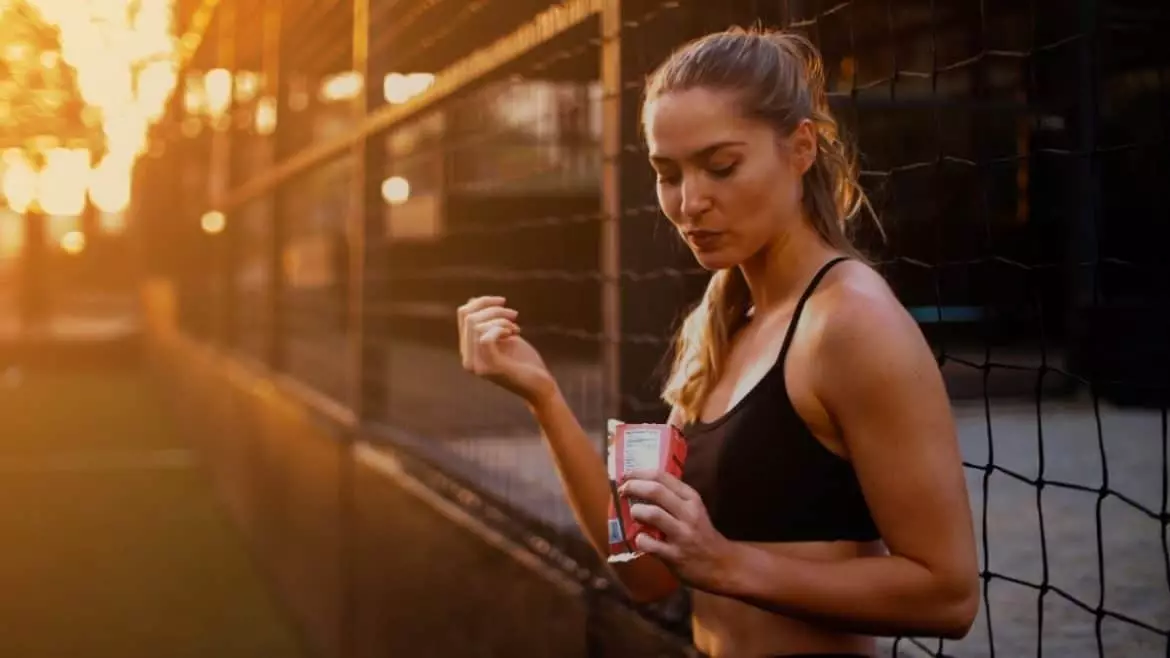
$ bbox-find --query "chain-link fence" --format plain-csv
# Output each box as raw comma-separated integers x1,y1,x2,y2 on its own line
140,0,1169,656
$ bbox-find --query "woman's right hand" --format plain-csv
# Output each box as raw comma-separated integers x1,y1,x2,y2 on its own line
457,296,556,405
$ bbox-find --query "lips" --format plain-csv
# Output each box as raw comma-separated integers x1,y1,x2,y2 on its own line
684,229,723,250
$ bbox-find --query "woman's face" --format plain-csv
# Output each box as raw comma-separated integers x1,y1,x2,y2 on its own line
643,86,816,271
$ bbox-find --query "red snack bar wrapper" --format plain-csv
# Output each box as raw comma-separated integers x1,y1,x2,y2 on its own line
605,420,688,564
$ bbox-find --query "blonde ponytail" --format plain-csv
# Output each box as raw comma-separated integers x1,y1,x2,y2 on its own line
661,267,751,425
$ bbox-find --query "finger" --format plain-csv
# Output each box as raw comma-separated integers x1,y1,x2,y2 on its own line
628,502,687,538
476,320,520,349
619,479,688,518
476,318,521,337
478,324,516,345
458,296,507,324
466,306,519,328
466,308,519,359
624,468,696,503
458,305,483,369
460,300,512,368
633,532,682,563
457,296,502,332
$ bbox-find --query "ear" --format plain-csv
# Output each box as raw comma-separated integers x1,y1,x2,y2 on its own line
788,119,818,176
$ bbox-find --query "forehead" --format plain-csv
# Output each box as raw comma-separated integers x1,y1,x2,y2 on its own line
643,87,763,158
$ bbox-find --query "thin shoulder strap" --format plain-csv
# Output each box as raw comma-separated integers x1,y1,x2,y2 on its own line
777,256,850,361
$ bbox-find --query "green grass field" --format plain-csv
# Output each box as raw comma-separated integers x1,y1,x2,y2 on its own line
0,368,307,658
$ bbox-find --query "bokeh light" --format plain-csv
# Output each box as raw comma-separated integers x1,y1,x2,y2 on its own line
200,210,225,235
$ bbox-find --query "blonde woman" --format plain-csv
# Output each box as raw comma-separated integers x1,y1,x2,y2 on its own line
458,27,979,658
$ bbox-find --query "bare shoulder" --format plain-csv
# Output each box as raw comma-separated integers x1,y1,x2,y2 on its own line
815,260,920,342
810,260,944,402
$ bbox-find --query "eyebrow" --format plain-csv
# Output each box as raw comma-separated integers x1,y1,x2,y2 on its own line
648,140,746,165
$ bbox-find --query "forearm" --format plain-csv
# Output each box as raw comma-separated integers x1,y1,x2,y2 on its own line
712,544,977,639
527,385,613,553
528,387,679,601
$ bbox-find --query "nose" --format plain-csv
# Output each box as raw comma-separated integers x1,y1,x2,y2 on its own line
680,174,712,220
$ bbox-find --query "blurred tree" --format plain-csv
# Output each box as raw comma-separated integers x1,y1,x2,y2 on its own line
0,0,104,160
0,0,102,332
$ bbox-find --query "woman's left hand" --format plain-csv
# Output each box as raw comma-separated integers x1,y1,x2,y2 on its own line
619,469,737,591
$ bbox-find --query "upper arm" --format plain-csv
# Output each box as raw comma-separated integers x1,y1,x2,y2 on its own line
814,283,978,598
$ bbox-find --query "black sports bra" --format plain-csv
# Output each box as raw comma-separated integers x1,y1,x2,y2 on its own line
679,257,881,543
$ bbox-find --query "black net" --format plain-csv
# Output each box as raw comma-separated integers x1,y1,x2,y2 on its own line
221,2,273,363
276,155,354,406
355,0,1170,654
230,195,272,362
364,3,607,535
170,12,222,342
616,1,1170,656
262,0,358,405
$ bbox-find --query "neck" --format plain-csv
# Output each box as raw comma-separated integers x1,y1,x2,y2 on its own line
739,220,841,315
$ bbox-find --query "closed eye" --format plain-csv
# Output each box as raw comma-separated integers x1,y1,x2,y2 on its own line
709,163,737,179
652,161,737,185
655,170,681,185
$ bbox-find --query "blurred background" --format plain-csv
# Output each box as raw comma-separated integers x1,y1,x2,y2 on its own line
0,1,1166,657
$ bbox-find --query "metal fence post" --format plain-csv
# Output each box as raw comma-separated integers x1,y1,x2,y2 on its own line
600,0,624,430
596,3,624,655
349,0,370,421
342,1,387,654
1064,0,1101,387
349,0,388,426
264,0,286,372
214,0,237,350
198,1,232,348
17,207,48,335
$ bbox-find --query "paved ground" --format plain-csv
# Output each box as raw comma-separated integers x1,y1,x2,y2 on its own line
378,342,1170,658
0,368,306,658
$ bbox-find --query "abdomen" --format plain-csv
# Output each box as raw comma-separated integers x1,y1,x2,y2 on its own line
689,539,883,657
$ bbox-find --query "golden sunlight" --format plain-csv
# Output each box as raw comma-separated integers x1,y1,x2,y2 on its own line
5,0,180,217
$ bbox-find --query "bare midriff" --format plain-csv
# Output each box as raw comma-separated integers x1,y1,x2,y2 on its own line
689,539,886,657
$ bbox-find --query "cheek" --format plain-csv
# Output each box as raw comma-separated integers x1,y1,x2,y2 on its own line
722,170,785,228
656,185,682,222
744,168,801,223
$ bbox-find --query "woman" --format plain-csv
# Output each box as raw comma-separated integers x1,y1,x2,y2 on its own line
457,27,979,658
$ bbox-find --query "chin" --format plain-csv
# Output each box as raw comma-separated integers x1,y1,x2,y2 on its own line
692,249,741,272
